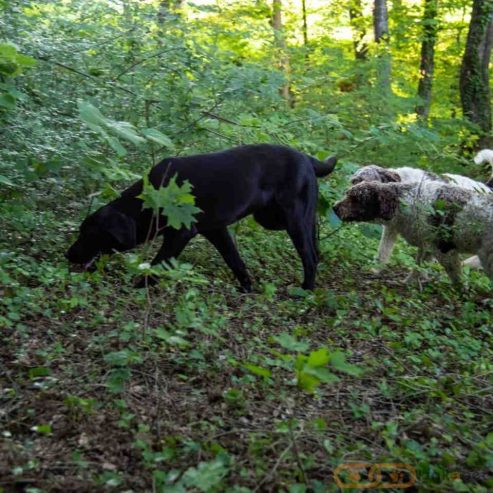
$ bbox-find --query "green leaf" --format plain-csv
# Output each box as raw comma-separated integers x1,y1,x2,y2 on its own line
138,174,201,230
287,286,309,298
358,223,382,239
182,458,229,491
273,333,310,352
0,93,16,109
296,370,319,392
106,368,131,393
28,367,51,379
31,424,52,434
330,350,364,377
302,366,340,384
142,128,175,148
78,100,145,153
307,348,330,367
0,43,35,77
104,350,141,367
0,174,15,187
107,136,127,157
244,363,271,378
107,120,146,145
289,484,307,493
78,100,107,127
323,439,334,454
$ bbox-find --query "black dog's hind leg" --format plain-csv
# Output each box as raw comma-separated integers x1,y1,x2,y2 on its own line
285,205,318,290
134,227,196,288
202,228,252,292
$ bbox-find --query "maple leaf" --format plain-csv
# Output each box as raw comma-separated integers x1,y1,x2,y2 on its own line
138,173,201,230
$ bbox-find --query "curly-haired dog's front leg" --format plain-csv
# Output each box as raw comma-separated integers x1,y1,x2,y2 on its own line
404,247,434,288
374,225,398,272
435,250,463,288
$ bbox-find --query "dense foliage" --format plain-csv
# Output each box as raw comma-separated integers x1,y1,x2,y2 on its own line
1,1,492,491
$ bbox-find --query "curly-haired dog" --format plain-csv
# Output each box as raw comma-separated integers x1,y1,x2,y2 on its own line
334,181,493,287
350,164,491,269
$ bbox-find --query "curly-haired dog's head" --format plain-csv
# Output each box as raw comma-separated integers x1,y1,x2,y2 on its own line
350,165,401,185
333,182,400,222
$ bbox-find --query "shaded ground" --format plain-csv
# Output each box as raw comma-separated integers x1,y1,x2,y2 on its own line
1,217,493,492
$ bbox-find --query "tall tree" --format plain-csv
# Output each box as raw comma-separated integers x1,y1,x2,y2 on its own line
349,0,368,60
373,0,389,42
272,0,293,106
301,0,308,46
460,0,493,146
416,0,439,120
373,0,391,94
157,0,184,23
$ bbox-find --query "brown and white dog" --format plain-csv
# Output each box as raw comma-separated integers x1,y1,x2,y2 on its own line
350,164,491,270
334,180,493,287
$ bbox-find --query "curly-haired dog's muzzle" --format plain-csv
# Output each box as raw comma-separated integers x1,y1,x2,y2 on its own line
333,200,354,221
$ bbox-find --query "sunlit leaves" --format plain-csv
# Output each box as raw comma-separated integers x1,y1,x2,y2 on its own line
295,347,364,393
0,43,35,112
0,43,36,78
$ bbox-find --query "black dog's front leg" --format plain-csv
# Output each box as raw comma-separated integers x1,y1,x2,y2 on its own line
202,228,252,292
134,228,196,288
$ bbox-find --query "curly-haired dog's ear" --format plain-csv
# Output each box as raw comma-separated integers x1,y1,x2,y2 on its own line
377,186,399,220
380,169,401,183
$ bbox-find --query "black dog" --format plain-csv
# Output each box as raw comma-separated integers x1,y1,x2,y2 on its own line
66,144,337,291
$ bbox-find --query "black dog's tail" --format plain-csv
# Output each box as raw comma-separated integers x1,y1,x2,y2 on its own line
312,155,337,177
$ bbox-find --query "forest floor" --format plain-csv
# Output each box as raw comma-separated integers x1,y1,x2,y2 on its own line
1,208,493,492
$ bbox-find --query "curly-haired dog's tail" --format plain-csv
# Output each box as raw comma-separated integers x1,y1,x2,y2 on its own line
474,149,493,188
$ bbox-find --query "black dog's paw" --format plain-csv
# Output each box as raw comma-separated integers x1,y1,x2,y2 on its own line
239,283,253,294
134,275,159,289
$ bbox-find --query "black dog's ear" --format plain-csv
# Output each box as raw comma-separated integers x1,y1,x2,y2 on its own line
104,210,137,249
380,169,401,183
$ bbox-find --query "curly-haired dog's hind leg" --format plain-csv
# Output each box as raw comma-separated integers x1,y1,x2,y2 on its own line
478,238,493,281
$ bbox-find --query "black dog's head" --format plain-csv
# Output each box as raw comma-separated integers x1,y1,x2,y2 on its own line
65,206,137,269
333,182,400,223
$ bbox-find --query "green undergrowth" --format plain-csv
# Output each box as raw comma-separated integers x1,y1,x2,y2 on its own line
1,189,492,493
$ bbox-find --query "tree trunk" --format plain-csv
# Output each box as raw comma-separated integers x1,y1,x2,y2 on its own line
460,0,493,143
349,0,368,60
374,0,389,42
301,0,308,46
272,0,293,106
373,0,391,95
157,0,184,23
416,0,439,120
